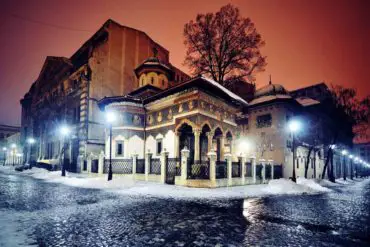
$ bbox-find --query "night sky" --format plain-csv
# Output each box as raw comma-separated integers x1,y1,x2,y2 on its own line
0,0,369,126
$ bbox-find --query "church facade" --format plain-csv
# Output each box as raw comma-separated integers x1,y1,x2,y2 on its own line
20,20,356,187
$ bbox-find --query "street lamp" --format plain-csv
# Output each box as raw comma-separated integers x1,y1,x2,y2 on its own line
27,137,36,167
341,150,347,180
10,144,16,166
288,119,302,183
59,125,70,177
2,147,7,166
106,111,116,181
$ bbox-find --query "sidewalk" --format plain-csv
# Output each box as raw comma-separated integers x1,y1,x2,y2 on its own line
1,166,367,200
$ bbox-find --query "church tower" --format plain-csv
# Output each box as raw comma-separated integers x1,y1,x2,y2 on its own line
134,47,173,90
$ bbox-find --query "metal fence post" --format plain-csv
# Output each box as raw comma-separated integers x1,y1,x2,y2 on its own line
145,152,152,181
132,153,138,175
225,153,232,186
269,159,274,180
241,155,246,184
161,149,169,183
208,151,217,182
181,147,189,181
98,151,104,175
251,156,256,184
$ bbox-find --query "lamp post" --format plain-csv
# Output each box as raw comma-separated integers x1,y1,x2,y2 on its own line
59,125,70,177
288,119,302,183
106,111,116,181
341,150,348,180
2,147,7,166
349,154,354,180
11,144,16,166
27,137,35,167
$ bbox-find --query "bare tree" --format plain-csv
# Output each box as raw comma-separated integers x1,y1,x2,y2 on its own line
184,4,266,87
321,85,370,182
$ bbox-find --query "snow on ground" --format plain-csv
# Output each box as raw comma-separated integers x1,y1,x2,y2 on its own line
0,166,366,200
297,177,332,192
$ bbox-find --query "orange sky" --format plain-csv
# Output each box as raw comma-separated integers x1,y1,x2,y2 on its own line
0,0,369,125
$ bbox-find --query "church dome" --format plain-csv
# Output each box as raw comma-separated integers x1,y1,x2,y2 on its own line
254,83,289,98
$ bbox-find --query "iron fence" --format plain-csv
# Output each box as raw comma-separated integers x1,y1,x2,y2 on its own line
245,162,252,177
104,158,133,174
274,164,283,179
150,158,161,175
256,164,263,180
265,164,272,179
91,159,98,173
136,159,145,174
216,160,228,179
232,161,241,177
188,160,210,179
166,158,180,184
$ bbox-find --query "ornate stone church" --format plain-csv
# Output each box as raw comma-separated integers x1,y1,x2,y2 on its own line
21,19,350,187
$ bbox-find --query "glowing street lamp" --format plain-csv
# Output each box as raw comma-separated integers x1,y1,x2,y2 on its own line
341,150,348,180
10,144,16,166
106,111,116,181
26,137,36,167
287,119,302,183
59,125,70,177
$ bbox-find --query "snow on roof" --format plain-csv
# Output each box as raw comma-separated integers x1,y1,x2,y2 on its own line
249,94,291,106
254,84,289,98
201,76,248,105
295,97,320,107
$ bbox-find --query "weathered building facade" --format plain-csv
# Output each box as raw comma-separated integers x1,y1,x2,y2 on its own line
20,19,189,171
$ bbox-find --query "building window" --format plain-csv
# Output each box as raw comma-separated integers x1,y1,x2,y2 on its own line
156,139,163,155
116,141,124,156
151,77,154,84
256,114,272,128
162,80,165,86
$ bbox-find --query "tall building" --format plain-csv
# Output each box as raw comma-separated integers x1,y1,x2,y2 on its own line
20,19,189,171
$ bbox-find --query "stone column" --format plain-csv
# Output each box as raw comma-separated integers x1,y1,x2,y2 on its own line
98,151,104,175
241,155,246,184
208,151,217,182
220,134,225,161
181,147,190,181
78,154,84,173
193,128,201,162
174,131,180,158
87,154,92,173
251,156,257,184
132,153,138,175
269,159,274,180
160,149,169,183
145,152,152,181
207,131,214,152
225,153,232,186
260,159,266,183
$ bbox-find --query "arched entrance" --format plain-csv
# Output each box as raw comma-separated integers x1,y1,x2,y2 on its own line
178,123,194,164
213,127,223,161
200,124,211,162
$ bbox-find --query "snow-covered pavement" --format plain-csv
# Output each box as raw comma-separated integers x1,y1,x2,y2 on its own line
1,166,366,200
